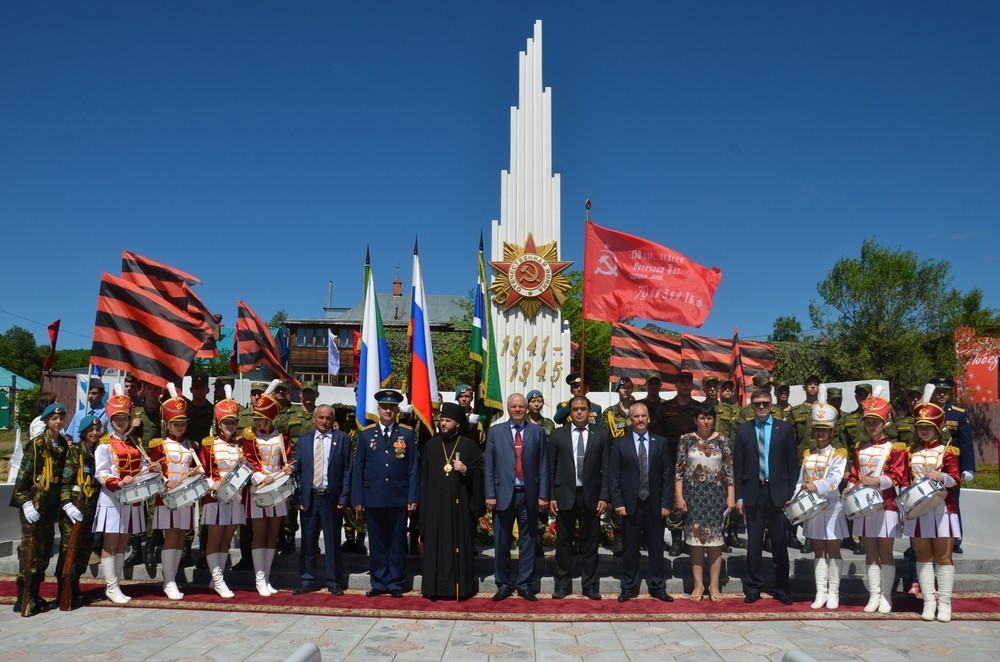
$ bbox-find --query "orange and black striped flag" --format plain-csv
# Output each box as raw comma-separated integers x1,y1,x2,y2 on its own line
91,273,212,388
121,251,220,358
681,331,776,402
236,301,296,385
610,323,681,389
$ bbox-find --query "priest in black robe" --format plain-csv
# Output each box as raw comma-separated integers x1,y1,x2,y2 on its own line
419,402,485,600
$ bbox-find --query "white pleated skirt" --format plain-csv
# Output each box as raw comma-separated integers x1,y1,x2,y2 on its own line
853,509,902,538
203,499,247,526
93,502,145,535
246,499,288,519
802,502,850,541
153,504,194,530
903,506,962,539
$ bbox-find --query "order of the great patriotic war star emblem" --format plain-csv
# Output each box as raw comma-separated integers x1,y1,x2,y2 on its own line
489,233,573,318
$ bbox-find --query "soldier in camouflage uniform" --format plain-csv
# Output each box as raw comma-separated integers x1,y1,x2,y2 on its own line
12,403,69,615
130,381,164,570
640,373,667,422
654,371,698,556
837,383,872,453
774,381,794,419
236,381,268,438
720,379,736,406
186,374,214,445
525,389,556,555
57,415,101,609
272,379,311,555
603,378,634,556
340,408,368,554
789,376,822,456
893,386,924,451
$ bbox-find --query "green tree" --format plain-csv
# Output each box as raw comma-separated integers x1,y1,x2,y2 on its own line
769,315,803,343
0,326,47,384
268,309,289,327
808,238,998,390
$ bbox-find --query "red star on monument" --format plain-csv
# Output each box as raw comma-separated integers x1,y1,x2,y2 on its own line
489,233,573,317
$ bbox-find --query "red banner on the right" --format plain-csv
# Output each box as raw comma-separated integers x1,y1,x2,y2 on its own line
583,221,722,327
955,327,1000,403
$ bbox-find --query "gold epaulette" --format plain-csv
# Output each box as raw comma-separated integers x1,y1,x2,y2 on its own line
360,423,376,432
946,445,960,456
892,441,908,452
242,428,257,442
202,436,215,447
149,438,164,449
99,434,112,445
951,405,965,413
397,423,413,430
832,448,849,460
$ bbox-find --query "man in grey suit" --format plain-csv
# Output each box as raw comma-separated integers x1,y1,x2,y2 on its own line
549,396,610,600
485,393,550,602
608,402,675,603
733,389,798,604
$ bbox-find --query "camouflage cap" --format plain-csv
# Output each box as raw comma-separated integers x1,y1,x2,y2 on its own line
751,374,771,388
855,383,873,394
215,376,235,387
827,387,843,399
250,381,268,393
301,381,319,393
702,376,720,389
273,379,291,392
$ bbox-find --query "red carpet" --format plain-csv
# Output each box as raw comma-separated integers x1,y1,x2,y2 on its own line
2,577,998,621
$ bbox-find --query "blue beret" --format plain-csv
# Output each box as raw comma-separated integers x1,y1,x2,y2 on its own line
614,377,633,390
374,389,404,405
41,403,67,419
454,384,473,398
526,390,543,401
78,415,102,435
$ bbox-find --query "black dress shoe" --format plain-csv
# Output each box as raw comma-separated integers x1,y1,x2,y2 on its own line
366,589,386,597
617,590,637,603
328,586,344,596
293,584,319,595
854,540,866,555
492,587,514,602
390,590,403,598
953,544,964,554
516,588,537,602
721,542,732,553
774,592,793,605
744,594,760,604
650,590,674,602
583,589,602,601
552,589,569,599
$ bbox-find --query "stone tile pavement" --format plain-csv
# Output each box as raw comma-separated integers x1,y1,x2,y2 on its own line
1,606,996,661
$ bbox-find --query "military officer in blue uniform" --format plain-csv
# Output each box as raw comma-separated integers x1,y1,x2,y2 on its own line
554,372,603,426
351,389,420,597
930,375,974,553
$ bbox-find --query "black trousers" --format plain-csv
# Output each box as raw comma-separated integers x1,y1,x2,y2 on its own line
554,488,601,592
744,482,790,595
620,497,665,593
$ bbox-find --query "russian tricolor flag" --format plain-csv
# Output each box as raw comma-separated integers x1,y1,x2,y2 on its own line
357,250,392,424
408,242,437,435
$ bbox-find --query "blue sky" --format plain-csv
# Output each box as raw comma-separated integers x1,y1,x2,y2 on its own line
2,2,998,350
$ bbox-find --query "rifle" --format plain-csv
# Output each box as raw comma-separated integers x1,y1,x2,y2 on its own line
20,518,36,618
58,486,83,611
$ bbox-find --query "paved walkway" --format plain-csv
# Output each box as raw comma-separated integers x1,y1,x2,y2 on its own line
1,605,997,661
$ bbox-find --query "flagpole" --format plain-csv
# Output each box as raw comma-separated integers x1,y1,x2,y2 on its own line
579,199,591,383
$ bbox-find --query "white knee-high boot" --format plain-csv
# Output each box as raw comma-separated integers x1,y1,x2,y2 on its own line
864,564,881,612
264,547,277,594
811,558,828,609
936,565,955,623
101,556,130,604
162,549,184,600
826,558,841,610
209,552,235,599
917,561,937,621
878,563,894,614
252,548,270,597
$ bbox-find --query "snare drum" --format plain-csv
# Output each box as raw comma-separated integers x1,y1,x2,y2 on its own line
216,463,252,503
897,477,946,521
253,473,296,509
163,475,210,510
784,490,831,525
840,485,885,521
117,472,165,505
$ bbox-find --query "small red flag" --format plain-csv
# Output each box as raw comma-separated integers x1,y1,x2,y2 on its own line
44,320,60,371
583,221,722,327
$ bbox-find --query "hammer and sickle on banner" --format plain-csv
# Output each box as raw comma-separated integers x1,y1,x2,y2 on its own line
595,252,618,277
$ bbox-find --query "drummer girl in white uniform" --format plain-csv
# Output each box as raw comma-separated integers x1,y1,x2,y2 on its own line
243,384,293,596
844,395,909,614
905,400,961,622
199,388,245,599
793,401,849,610
94,391,159,604
148,388,203,600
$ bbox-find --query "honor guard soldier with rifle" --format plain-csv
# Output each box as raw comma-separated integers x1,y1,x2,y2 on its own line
57,415,102,610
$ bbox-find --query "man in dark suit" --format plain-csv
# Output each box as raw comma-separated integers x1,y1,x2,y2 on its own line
292,405,352,595
733,389,798,604
351,390,420,598
549,396,611,600
485,393,550,602
608,402,675,603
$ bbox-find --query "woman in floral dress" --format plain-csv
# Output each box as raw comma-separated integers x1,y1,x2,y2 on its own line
675,401,735,602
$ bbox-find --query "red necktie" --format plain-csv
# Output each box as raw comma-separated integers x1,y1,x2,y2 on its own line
514,425,523,481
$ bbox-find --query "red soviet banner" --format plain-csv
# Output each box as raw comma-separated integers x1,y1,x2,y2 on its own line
583,221,722,327
955,327,1000,403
